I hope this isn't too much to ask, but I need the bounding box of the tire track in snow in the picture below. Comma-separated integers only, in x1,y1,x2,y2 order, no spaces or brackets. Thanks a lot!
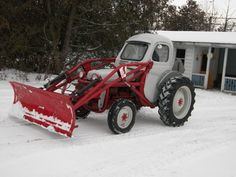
0,104,235,146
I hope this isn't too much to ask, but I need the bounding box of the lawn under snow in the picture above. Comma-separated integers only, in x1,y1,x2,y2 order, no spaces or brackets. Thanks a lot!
0,73,236,177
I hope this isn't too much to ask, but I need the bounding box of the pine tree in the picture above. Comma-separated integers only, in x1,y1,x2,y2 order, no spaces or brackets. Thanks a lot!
163,0,208,31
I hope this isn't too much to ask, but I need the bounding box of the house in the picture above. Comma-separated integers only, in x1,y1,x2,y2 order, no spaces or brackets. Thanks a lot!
157,31,236,93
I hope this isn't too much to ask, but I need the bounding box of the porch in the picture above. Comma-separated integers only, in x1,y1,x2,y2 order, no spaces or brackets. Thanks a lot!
191,47,236,93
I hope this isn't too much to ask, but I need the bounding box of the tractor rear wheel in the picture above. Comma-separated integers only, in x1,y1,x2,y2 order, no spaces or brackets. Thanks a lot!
158,76,195,126
108,99,136,134
75,106,90,119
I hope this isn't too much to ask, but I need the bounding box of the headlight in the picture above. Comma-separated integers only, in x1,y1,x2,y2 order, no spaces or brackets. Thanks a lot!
91,73,100,80
78,71,85,78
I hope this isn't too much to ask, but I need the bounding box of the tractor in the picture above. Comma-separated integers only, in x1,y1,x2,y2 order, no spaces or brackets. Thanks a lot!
10,33,195,137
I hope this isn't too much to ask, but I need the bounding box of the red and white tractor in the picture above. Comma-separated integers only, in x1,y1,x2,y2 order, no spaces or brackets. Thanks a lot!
10,33,195,137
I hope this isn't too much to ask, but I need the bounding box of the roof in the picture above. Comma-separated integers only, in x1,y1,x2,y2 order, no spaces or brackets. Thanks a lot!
156,31,236,45
127,33,172,45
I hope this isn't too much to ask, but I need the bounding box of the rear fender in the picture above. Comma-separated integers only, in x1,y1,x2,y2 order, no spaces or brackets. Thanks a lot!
156,70,183,98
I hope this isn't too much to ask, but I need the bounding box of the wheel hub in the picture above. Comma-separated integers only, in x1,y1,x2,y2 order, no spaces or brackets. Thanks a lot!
177,98,184,107
121,113,128,122
117,106,133,128
173,86,192,119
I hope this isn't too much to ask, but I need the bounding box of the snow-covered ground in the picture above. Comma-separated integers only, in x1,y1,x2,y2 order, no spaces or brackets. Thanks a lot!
0,78,236,177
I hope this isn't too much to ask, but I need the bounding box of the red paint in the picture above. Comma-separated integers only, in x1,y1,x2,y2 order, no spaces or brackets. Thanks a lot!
178,98,184,106
121,113,128,122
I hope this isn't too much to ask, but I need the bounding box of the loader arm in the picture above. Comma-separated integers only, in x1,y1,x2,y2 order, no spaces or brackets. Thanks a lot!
72,61,155,112
45,58,115,92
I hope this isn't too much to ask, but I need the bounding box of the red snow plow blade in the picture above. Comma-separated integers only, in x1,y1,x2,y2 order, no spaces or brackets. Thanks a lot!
10,81,76,137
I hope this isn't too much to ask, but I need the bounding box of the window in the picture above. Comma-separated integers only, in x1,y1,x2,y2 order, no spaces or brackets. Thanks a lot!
176,49,186,59
173,49,186,73
121,42,148,61
176,49,186,66
152,44,169,62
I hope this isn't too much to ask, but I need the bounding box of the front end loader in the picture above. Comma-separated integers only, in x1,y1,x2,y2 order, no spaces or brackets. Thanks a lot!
11,58,154,137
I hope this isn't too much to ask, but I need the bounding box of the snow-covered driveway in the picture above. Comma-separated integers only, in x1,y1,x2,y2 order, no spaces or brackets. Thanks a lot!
0,81,236,177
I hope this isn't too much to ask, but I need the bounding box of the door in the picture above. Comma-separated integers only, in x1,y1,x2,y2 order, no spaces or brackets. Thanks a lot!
144,43,174,103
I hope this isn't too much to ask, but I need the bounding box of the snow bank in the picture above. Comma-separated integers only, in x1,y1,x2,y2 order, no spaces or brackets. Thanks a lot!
0,68,55,83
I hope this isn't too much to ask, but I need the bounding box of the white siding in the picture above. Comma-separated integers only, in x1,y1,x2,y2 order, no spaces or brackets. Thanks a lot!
183,47,194,78
192,47,203,73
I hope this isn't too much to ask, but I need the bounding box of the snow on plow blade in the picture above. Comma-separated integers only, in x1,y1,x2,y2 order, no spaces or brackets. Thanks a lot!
10,81,76,137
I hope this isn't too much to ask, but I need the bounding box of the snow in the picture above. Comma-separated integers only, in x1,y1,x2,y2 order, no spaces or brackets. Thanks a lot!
177,143,236,177
157,31,236,45
0,75,236,177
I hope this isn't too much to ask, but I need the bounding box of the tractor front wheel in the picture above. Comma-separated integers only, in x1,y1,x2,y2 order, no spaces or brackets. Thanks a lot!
108,99,136,134
158,76,195,126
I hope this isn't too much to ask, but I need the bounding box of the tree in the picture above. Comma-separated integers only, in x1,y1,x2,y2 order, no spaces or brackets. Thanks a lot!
162,5,178,30
0,0,47,71
0,0,210,73
216,0,236,32
163,0,208,31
